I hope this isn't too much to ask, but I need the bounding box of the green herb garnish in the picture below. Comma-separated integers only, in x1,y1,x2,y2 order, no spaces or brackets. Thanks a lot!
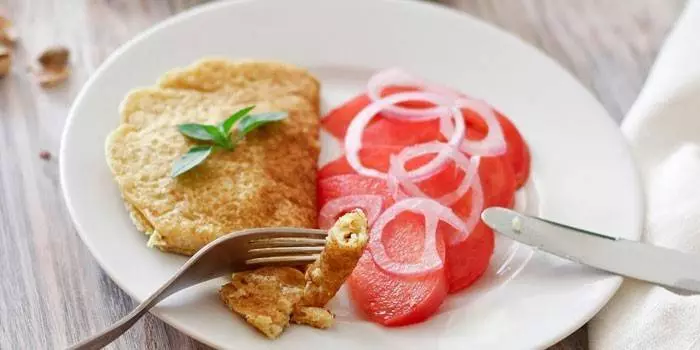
170,105,288,177
170,146,213,177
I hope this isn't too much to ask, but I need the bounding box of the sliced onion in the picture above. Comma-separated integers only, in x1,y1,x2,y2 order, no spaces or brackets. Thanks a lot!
388,142,481,206
367,68,462,120
369,198,468,277
345,92,465,180
318,195,383,230
440,98,507,156
368,69,506,156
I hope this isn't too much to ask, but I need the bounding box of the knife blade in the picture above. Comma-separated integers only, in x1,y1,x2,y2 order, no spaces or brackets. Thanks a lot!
481,207,700,295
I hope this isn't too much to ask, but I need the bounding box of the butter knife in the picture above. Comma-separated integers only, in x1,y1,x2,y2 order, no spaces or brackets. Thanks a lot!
481,207,700,295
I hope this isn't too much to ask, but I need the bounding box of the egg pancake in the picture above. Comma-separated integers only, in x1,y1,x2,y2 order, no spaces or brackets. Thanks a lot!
106,59,320,255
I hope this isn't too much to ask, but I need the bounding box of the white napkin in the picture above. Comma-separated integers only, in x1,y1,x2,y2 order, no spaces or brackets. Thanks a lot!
589,0,700,349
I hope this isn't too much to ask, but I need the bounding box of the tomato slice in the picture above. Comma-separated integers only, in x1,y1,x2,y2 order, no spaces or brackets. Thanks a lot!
412,171,497,293
349,254,448,326
362,117,443,148
497,112,530,188
478,156,516,209
464,108,530,189
318,156,355,179
317,173,395,210
321,87,437,140
444,221,494,293
348,212,448,327
322,94,371,140
317,147,400,180
402,154,507,293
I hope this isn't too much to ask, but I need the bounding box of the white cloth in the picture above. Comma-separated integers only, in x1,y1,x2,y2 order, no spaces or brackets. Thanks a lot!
589,0,700,349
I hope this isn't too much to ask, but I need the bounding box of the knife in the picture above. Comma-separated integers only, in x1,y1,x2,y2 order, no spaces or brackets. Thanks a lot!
481,207,700,295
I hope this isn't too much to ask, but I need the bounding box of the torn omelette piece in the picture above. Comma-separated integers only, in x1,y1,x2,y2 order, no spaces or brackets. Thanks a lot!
219,210,369,338
219,267,305,339
298,209,369,307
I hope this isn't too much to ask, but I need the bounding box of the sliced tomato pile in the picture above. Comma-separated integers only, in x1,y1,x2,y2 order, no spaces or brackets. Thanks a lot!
318,70,531,326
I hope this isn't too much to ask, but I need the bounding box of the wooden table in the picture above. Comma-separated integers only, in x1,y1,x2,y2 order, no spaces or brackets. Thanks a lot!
0,0,686,348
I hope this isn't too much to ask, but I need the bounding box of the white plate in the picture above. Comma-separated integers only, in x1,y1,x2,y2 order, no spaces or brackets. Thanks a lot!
60,0,643,349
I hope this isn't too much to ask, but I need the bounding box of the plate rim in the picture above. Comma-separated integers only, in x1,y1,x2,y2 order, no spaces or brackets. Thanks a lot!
59,0,645,348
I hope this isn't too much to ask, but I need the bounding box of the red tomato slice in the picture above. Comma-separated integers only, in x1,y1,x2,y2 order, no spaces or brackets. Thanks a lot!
320,107,443,180
318,156,355,179
408,158,464,199
317,173,395,210
444,221,494,293
478,156,516,209
322,94,371,140
497,112,530,188
414,173,496,293
406,155,508,292
349,254,448,326
463,108,530,189
398,148,516,210
348,212,448,327
317,147,399,179
321,87,436,140
363,117,443,148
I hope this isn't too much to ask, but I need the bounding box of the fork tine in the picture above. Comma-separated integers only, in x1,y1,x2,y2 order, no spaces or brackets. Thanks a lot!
247,246,324,258
242,228,327,242
246,254,320,266
248,237,326,249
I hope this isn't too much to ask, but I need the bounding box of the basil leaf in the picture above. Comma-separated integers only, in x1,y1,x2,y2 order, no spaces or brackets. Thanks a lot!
220,105,255,135
171,146,213,177
237,112,288,135
209,127,232,149
178,124,222,142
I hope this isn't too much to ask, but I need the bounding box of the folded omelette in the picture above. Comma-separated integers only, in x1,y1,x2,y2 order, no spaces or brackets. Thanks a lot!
106,59,321,255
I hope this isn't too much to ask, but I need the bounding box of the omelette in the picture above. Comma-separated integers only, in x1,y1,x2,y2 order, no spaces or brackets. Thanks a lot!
106,59,321,255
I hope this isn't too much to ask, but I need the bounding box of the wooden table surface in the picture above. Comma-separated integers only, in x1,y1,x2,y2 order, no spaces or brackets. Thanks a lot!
0,0,687,349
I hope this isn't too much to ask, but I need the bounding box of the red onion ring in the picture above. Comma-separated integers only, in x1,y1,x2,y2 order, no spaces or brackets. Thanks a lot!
369,198,468,277
441,98,507,156
388,142,481,206
368,68,507,156
367,68,461,120
345,92,465,180
318,195,383,230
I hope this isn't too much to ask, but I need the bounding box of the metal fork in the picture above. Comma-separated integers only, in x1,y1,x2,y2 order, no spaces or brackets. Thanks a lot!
66,227,327,350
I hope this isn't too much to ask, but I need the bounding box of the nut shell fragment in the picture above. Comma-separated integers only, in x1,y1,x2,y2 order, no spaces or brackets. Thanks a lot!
36,46,70,88
0,46,10,78
38,46,69,70
0,14,16,46
37,67,70,88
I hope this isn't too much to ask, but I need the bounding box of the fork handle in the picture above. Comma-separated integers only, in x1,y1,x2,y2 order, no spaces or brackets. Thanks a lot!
65,298,154,350
65,272,187,350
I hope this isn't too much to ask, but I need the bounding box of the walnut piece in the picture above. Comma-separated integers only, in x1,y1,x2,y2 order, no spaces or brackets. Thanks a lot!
38,46,69,70
0,45,10,78
0,13,17,46
36,46,70,88
37,67,70,88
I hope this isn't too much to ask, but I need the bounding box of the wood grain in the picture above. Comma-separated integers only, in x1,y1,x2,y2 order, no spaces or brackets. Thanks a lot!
0,0,686,349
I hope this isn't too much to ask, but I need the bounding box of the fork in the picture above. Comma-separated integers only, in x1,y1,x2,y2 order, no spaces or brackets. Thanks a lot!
66,227,327,350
